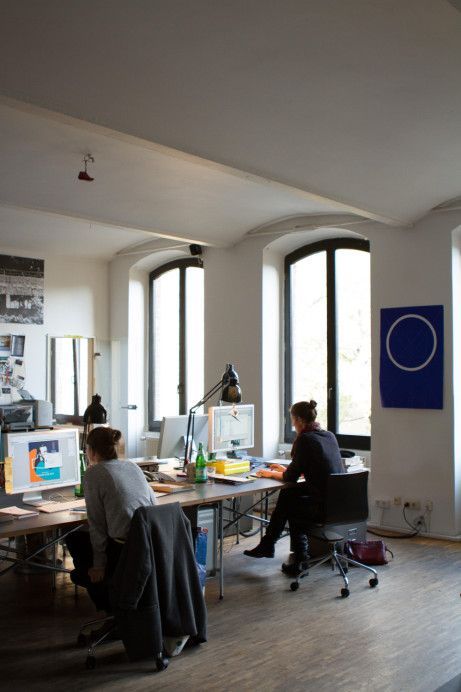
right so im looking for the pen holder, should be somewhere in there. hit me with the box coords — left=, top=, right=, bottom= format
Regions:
left=186, top=463, right=196, bottom=482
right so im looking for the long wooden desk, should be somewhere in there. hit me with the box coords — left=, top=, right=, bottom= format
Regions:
left=0, top=476, right=284, bottom=599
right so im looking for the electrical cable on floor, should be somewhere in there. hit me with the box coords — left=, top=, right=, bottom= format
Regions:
left=367, top=527, right=418, bottom=539
left=367, top=504, right=424, bottom=539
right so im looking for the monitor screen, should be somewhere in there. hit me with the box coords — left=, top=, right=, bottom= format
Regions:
left=4, top=428, right=80, bottom=501
left=208, top=404, right=254, bottom=453
left=157, top=414, right=209, bottom=459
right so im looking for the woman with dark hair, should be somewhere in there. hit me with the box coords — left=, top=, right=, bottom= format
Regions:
left=244, top=400, right=345, bottom=575
left=66, top=426, right=156, bottom=612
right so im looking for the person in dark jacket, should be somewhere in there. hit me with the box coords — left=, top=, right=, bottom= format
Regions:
left=244, top=400, right=345, bottom=575
left=111, top=503, right=207, bottom=663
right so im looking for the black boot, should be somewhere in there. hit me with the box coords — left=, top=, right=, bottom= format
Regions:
left=243, top=536, right=275, bottom=558
left=281, top=553, right=309, bottom=577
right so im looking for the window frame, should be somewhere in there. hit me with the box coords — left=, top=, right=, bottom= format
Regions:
left=284, top=238, right=371, bottom=450
left=148, top=257, right=203, bottom=431
left=49, top=337, right=93, bottom=425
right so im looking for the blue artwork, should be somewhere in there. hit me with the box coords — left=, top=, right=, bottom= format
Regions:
left=380, top=305, right=444, bottom=409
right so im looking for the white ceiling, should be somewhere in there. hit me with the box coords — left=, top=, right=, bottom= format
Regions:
left=0, top=100, right=352, bottom=252
left=1, top=0, right=461, bottom=256
left=0, top=205, right=151, bottom=259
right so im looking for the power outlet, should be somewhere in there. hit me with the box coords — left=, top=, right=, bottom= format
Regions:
left=404, top=500, right=421, bottom=511
left=415, top=515, right=426, bottom=531
left=393, top=496, right=402, bottom=506
left=375, top=499, right=391, bottom=509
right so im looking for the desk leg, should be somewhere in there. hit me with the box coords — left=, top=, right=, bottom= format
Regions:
left=51, top=530, right=57, bottom=592
left=234, top=498, right=240, bottom=545
left=218, top=500, right=224, bottom=600
left=260, top=493, right=265, bottom=538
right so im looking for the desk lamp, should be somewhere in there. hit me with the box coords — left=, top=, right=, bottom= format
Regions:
left=184, top=364, right=242, bottom=468
left=82, top=394, right=107, bottom=453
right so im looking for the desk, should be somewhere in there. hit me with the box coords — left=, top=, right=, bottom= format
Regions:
left=0, top=477, right=284, bottom=598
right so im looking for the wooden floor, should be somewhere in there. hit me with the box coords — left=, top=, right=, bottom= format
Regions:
left=1, top=534, right=461, bottom=692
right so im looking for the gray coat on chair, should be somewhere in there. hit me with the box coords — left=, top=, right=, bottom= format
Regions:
left=111, top=502, right=207, bottom=662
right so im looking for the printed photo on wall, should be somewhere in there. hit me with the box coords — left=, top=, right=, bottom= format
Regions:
left=380, top=305, right=443, bottom=409
left=0, top=335, right=11, bottom=359
left=0, top=254, right=44, bottom=324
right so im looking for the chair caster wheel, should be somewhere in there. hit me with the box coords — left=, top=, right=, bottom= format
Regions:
left=77, top=633, right=87, bottom=647
left=86, top=655, right=96, bottom=670
left=369, top=577, right=378, bottom=588
left=290, top=581, right=299, bottom=592
left=156, top=655, right=169, bottom=672
left=340, top=588, right=350, bottom=598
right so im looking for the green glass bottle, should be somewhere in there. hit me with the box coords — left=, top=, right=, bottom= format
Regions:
left=195, top=443, right=208, bottom=484
left=74, top=452, right=86, bottom=497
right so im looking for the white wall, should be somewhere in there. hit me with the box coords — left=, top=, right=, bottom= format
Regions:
left=0, top=252, right=110, bottom=402
left=107, top=209, right=461, bottom=539
left=204, top=239, right=267, bottom=454
left=109, top=248, right=190, bottom=455
left=366, top=213, right=458, bottom=536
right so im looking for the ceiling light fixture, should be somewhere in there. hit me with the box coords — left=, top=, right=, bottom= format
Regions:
left=78, top=154, right=95, bottom=181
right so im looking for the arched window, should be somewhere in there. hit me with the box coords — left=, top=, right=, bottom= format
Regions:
left=285, top=238, right=371, bottom=449
left=149, top=258, right=204, bottom=430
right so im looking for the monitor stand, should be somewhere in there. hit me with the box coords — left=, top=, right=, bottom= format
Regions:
left=22, top=490, right=47, bottom=506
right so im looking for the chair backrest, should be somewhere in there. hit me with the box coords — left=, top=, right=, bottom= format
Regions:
left=323, top=471, right=369, bottom=525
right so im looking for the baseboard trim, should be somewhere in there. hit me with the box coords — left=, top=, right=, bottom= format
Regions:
left=367, top=522, right=461, bottom=542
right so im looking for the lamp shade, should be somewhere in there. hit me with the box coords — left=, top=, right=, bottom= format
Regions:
left=83, top=394, right=107, bottom=424
left=221, top=363, right=242, bottom=403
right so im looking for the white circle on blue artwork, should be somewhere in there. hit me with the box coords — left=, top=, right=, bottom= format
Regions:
left=386, top=314, right=437, bottom=372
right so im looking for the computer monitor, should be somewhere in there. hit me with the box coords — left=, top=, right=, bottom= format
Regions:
left=157, top=414, right=209, bottom=460
left=208, top=404, right=254, bottom=454
left=4, top=428, right=80, bottom=505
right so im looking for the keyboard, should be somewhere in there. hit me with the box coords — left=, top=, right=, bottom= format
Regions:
left=37, top=498, right=86, bottom=513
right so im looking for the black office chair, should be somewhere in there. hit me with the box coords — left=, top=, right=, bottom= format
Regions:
left=75, top=504, right=206, bottom=671
left=289, top=471, right=379, bottom=598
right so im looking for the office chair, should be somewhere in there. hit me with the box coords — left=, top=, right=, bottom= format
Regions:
left=74, top=504, right=206, bottom=671
left=289, top=471, right=379, bottom=598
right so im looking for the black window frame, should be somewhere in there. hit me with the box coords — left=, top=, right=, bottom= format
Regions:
left=148, top=258, right=203, bottom=431
left=284, top=238, right=371, bottom=450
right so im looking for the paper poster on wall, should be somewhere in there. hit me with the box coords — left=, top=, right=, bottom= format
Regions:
left=380, top=305, right=443, bottom=409
left=0, top=254, right=44, bottom=324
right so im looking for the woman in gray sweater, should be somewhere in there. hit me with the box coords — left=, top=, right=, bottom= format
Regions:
left=66, top=426, right=156, bottom=612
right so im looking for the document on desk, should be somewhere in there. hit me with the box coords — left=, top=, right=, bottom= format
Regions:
left=264, top=459, right=290, bottom=466
left=0, top=506, right=39, bottom=519
left=212, top=474, right=255, bottom=484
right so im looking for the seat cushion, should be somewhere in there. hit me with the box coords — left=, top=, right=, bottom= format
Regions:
left=306, top=524, right=344, bottom=542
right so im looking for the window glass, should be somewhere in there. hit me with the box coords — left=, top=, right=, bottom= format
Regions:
left=150, top=260, right=204, bottom=427
left=54, top=338, right=74, bottom=415
left=286, top=240, right=370, bottom=448
left=336, top=249, right=371, bottom=435
left=185, top=266, right=204, bottom=412
left=153, top=268, right=180, bottom=418
left=77, top=339, right=89, bottom=416
left=290, top=251, right=328, bottom=427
